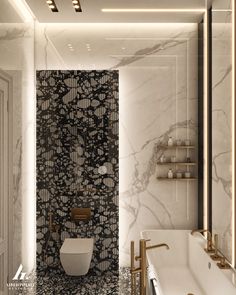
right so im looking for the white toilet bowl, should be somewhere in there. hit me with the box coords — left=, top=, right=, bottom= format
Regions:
left=60, top=238, right=94, bottom=276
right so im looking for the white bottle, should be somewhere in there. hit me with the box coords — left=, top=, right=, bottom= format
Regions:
left=160, top=155, right=166, bottom=163
left=168, top=137, right=174, bottom=146
left=168, top=169, right=174, bottom=179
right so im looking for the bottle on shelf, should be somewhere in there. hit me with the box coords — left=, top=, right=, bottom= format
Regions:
left=160, top=155, right=166, bottom=163
left=176, top=171, right=182, bottom=179
left=167, top=168, right=174, bottom=179
left=168, top=137, right=174, bottom=146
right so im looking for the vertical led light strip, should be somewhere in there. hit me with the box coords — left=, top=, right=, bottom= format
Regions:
left=7, top=0, right=34, bottom=22
left=203, top=9, right=209, bottom=231
left=232, top=0, right=236, bottom=268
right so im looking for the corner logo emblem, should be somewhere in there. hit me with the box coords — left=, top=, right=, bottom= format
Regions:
left=12, top=264, right=29, bottom=280
left=7, top=264, right=34, bottom=291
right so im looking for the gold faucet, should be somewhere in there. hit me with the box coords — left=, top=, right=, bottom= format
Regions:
left=217, top=255, right=231, bottom=269
left=130, top=239, right=169, bottom=295
left=210, top=234, right=221, bottom=261
left=191, top=229, right=214, bottom=253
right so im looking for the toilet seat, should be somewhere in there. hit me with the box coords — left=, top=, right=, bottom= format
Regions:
left=60, top=238, right=93, bottom=254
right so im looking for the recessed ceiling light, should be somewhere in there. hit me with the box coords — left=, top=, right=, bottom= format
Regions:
left=72, top=0, right=82, bottom=12
left=46, top=0, right=58, bottom=12
left=101, top=8, right=206, bottom=13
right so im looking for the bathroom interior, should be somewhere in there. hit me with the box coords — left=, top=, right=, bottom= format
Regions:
left=0, top=0, right=235, bottom=294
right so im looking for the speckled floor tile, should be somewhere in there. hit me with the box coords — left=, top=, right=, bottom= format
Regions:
left=16, top=268, right=134, bottom=295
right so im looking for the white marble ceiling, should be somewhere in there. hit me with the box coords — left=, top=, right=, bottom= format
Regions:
left=25, top=0, right=207, bottom=23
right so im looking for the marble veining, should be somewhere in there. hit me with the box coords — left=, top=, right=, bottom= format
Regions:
left=119, top=25, right=198, bottom=265
left=212, top=3, right=232, bottom=261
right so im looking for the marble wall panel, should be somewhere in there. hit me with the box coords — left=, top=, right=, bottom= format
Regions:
left=0, top=22, right=36, bottom=274
left=212, top=3, right=232, bottom=261
left=34, top=23, right=199, bottom=267
left=119, top=29, right=198, bottom=266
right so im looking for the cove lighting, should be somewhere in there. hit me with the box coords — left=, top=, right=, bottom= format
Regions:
left=101, top=8, right=206, bottom=13
left=7, top=0, right=34, bottom=22
left=232, top=0, right=235, bottom=268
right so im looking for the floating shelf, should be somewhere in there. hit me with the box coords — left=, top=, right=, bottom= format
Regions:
left=157, top=145, right=195, bottom=149
left=157, top=177, right=197, bottom=181
left=157, top=162, right=196, bottom=166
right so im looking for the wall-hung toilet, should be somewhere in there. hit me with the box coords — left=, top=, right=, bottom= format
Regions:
left=60, top=238, right=94, bottom=276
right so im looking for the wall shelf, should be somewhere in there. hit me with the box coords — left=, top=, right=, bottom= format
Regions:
left=157, top=162, right=196, bottom=166
left=157, top=145, right=195, bottom=149
left=157, top=177, right=197, bottom=181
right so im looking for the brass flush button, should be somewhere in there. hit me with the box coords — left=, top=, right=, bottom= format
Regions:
left=71, top=208, right=91, bottom=222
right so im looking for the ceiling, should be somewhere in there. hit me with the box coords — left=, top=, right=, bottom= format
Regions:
left=35, top=23, right=198, bottom=70
left=0, top=0, right=23, bottom=22
left=25, top=0, right=207, bottom=23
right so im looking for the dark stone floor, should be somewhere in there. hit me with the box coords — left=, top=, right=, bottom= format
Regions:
left=16, top=268, right=134, bottom=295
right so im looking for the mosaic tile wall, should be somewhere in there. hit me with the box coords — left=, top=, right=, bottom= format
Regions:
left=36, top=70, right=119, bottom=276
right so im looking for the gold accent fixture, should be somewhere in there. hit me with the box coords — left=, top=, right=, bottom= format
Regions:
left=130, top=239, right=169, bottom=295
left=217, top=256, right=231, bottom=269
left=191, top=229, right=214, bottom=253
left=146, top=243, right=169, bottom=251
left=130, top=241, right=138, bottom=295
left=210, top=234, right=221, bottom=261
left=71, top=208, right=91, bottom=222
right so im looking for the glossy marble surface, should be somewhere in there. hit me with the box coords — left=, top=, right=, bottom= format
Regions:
left=0, top=22, right=200, bottom=271
left=0, top=22, right=36, bottom=273
left=212, top=3, right=232, bottom=261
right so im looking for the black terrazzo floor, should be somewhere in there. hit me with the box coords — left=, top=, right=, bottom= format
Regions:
left=16, top=268, right=133, bottom=295
left=36, top=267, right=132, bottom=295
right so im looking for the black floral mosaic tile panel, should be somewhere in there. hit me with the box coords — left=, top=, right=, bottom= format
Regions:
left=36, top=70, right=119, bottom=276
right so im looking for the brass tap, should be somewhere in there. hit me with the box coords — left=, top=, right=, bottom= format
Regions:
left=130, top=241, right=141, bottom=295
left=191, top=229, right=214, bottom=253
left=210, top=234, right=221, bottom=261
left=217, top=256, right=231, bottom=269
left=146, top=243, right=169, bottom=251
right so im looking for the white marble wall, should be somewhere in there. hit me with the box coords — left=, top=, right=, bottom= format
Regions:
left=0, top=23, right=36, bottom=274
left=119, top=27, right=199, bottom=265
left=0, top=22, right=199, bottom=273
left=212, top=3, right=232, bottom=261
left=34, top=23, right=199, bottom=267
